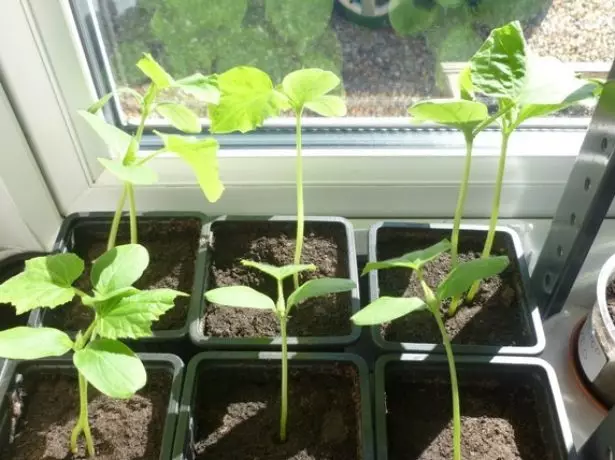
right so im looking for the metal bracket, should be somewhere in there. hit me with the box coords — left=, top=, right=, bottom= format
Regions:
left=530, top=62, right=615, bottom=319
left=579, top=407, right=615, bottom=460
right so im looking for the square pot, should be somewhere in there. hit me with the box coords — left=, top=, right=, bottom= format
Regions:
left=0, top=353, right=184, bottom=459
left=375, top=354, right=575, bottom=460
left=367, top=222, right=545, bottom=355
left=189, top=216, right=361, bottom=349
left=33, top=212, right=208, bottom=351
left=172, top=351, right=374, bottom=460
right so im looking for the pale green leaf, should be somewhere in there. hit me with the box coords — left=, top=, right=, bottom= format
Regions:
left=0, top=327, right=73, bottom=359
left=459, top=65, right=474, bottom=101
left=241, top=260, right=317, bottom=281
left=91, top=244, right=149, bottom=296
left=437, top=256, right=509, bottom=300
left=73, top=339, right=146, bottom=399
left=87, top=92, right=113, bottom=114
left=389, top=0, right=438, bottom=36
left=362, top=240, right=451, bottom=275
left=205, top=286, right=275, bottom=310
left=78, top=111, right=133, bottom=158
left=408, top=100, right=488, bottom=132
left=174, top=73, right=220, bottom=104
left=82, top=286, right=139, bottom=306
left=287, top=278, right=355, bottom=309
left=155, top=103, right=201, bottom=133
left=98, top=158, right=158, bottom=185
left=282, top=68, right=340, bottom=109
left=351, top=297, right=427, bottom=325
left=305, top=95, right=347, bottom=117
left=136, top=53, right=174, bottom=89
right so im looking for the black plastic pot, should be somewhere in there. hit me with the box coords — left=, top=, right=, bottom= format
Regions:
left=374, top=354, right=576, bottom=460
left=172, top=351, right=374, bottom=459
left=0, top=353, right=184, bottom=459
left=189, top=216, right=361, bottom=349
left=367, top=222, right=545, bottom=355
left=36, top=212, right=208, bottom=353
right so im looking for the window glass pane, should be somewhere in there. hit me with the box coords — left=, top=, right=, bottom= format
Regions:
left=74, top=0, right=612, bottom=120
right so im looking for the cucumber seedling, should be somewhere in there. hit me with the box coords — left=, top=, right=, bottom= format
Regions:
left=351, top=240, right=508, bottom=460
left=0, top=245, right=186, bottom=457
left=205, top=260, right=355, bottom=442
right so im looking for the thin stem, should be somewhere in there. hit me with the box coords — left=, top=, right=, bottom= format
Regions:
left=71, top=372, right=95, bottom=457
left=107, top=184, right=127, bottom=250
left=277, top=279, right=289, bottom=443
left=127, top=183, right=138, bottom=244
left=293, top=108, right=305, bottom=290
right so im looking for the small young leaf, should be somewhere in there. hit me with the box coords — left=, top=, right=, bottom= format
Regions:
left=305, top=95, right=347, bottom=117
left=287, top=278, right=355, bottom=310
left=282, top=68, right=340, bottom=109
left=82, top=286, right=139, bottom=306
left=155, top=132, right=223, bottom=202
left=91, top=244, right=149, bottom=296
left=98, top=158, right=159, bottom=184
left=155, top=103, right=201, bottom=133
left=0, top=253, right=84, bottom=314
left=362, top=240, right=451, bottom=275
left=174, top=73, right=220, bottom=104
left=241, top=260, right=317, bottom=281
left=136, top=53, right=174, bottom=89
left=79, top=111, right=133, bottom=158
left=0, top=327, right=73, bottom=359
left=437, top=255, right=509, bottom=300
left=87, top=92, right=113, bottom=114
left=351, top=297, right=427, bottom=326
left=205, top=286, right=275, bottom=310
left=408, top=100, right=488, bottom=131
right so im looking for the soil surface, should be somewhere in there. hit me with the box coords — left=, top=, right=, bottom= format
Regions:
left=376, top=228, right=533, bottom=346
left=606, top=279, right=615, bottom=324
left=385, top=368, right=555, bottom=460
left=2, top=370, right=172, bottom=460
left=192, top=363, right=362, bottom=459
left=203, top=221, right=352, bottom=338
left=44, top=218, right=201, bottom=332
left=0, top=304, right=29, bottom=331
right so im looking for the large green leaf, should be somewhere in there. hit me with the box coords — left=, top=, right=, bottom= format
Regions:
left=208, top=66, right=286, bottom=133
left=155, top=103, right=201, bottom=133
left=155, top=132, right=223, bottom=202
left=79, top=111, right=133, bottom=158
left=91, top=244, right=149, bottom=296
left=408, top=99, right=488, bottom=132
left=136, top=53, right=174, bottom=89
left=437, top=256, right=509, bottom=300
left=0, top=253, right=83, bottom=314
left=241, top=260, right=316, bottom=281
left=0, top=327, right=73, bottom=359
left=287, top=278, right=355, bottom=310
left=205, top=286, right=275, bottom=310
left=73, top=339, right=146, bottom=399
left=98, top=158, right=158, bottom=185
left=351, top=297, right=427, bottom=325
left=362, top=240, right=451, bottom=275
left=282, top=68, right=341, bottom=109
left=305, top=95, right=347, bottom=117
left=94, top=288, right=186, bottom=339
left=174, top=73, right=220, bottom=104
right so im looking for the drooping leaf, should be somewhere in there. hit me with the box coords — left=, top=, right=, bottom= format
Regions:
left=351, top=297, right=427, bottom=325
left=94, top=288, right=186, bottom=339
left=241, top=260, right=317, bottom=281
left=91, top=244, right=149, bottom=296
left=0, top=327, right=73, bottom=359
left=155, top=131, right=223, bottom=202
left=0, top=253, right=83, bottom=314
left=282, top=68, right=341, bottom=109
left=73, top=339, right=146, bottom=399
left=287, top=278, right=355, bottom=310
left=305, top=95, right=347, bottom=117
left=408, top=99, right=488, bottom=132
left=205, top=286, right=275, bottom=310
left=362, top=240, right=451, bottom=275
left=98, top=158, right=159, bottom=185
left=155, top=103, right=201, bottom=133
left=174, top=73, right=220, bottom=104
left=79, top=111, right=133, bottom=158
left=136, top=53, right=174, bottom=89
left=437, top=255, right=509, bottom=300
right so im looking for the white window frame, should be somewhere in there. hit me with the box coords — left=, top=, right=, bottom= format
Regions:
left=0, top=0, right=605, bottom=227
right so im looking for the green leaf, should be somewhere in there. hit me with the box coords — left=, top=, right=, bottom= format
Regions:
left=136, top=53, right=174, bottom=89
left=437, top=255, right=509, bottom=300
left=82, top=286, right=139, bottom=306
left=155, top=131, right=223, bottom=202
left=91, top=244, right=149, bottom=296
left=73, top=339, right=146, bottom=399
left=362, top=240, right=451, bottom=274
left=459, top=65, right=474, bottom=101
left=205, top=286, right=275, bottom=310
left=98, top=158, right=158, bottom=185
left=208, top=66, right=285, bottom=133
left=351, top=297, right=427, bottom=325
left=155, top=103, right=201, bottom=133
left=287, top=278, right=355, bottom=310
left=0, top=253, right=83, bottom=314
left=0, top=327, right=73, bottom=359
left=469, top=20, right=527, bottom=100
left=174, top=73, right=220, bottom=104
left=408, top=100, right=488, bottom=132
left=282, top=68, right=340, bottom=109
left=95, top=288, right=186, bottom=339
left=389, top=0, right=438, bottom=36
left=78, top=111, right=133, bottom=158
left=241, top=260, right=317, bottom=281
left=305, top=95, right=347, bottom=117
left=87, top=92, right=113, bottom=114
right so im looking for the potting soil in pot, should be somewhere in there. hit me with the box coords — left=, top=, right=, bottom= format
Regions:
left=192, top=362, right=362, bottom=459
left=0, top=304, right=28, bottom=331
left=376, top=228, right=532, bottom=346
left=204, top=221, right=352, bottom=337
left=1, top=370, right=172, bottom=459
left=605, top=279, right=615, bottom=324
left=45, top=218, right=201, bottom=332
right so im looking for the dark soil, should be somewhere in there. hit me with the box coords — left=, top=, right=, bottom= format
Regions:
left=385, top=367, right=555, bottom=460
left=606, top=279, right=615, bottom=324
left=0, top=304, right=29, bottom=331
left=2, top=369, right=172, bottom=459
left=376, top=228, right=532, bottom=346
left=44, top=218, right=202, bottom=332
left=192, top=362, right=362, bottom=459
left=203, top=220, right=352, bottom=338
